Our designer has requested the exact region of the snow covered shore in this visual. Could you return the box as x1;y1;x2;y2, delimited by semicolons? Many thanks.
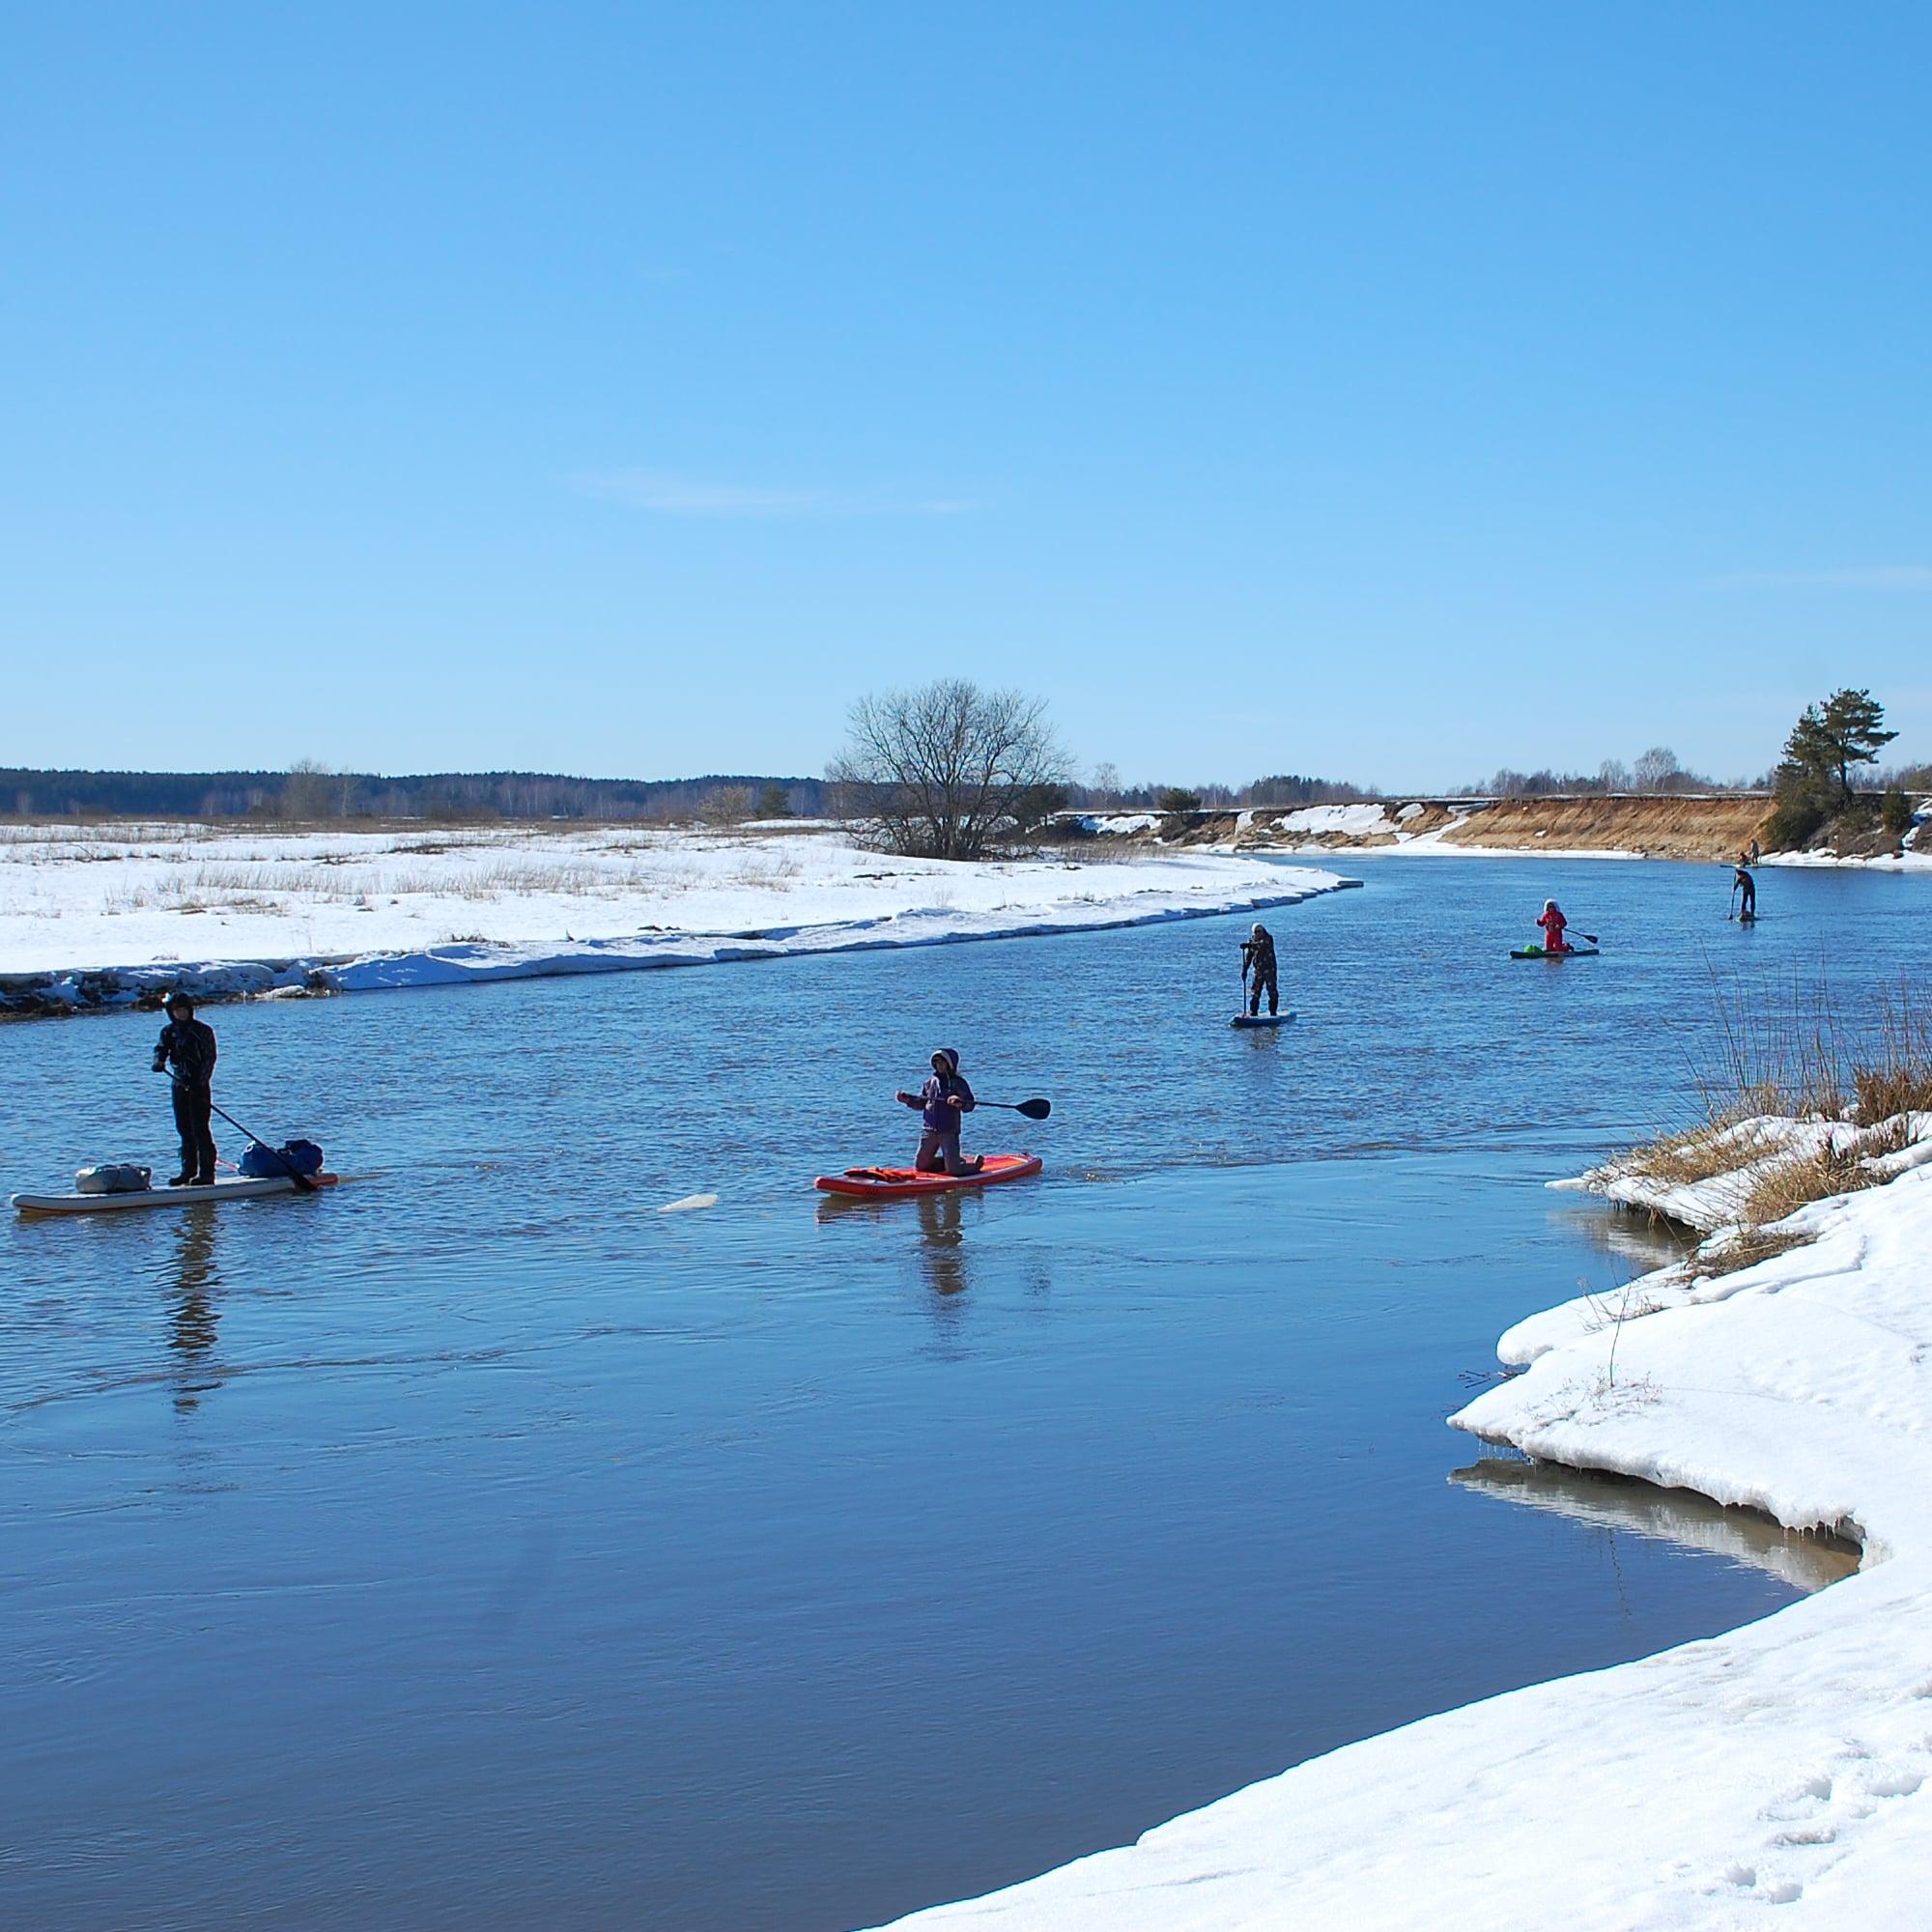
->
0;823;1353;1012
872;1155;1932;1930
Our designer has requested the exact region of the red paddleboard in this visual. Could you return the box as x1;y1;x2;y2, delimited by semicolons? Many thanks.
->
814;1153;1042;1199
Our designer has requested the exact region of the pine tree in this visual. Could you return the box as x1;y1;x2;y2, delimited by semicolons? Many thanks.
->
1782;689;1897;807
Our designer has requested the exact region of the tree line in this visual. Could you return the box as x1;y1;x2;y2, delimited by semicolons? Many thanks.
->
0;767;824;823
823;678;1925;862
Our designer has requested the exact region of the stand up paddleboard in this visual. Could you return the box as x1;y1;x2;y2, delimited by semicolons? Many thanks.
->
1231;1010;1296;1028
814;1153;1041;1199
1510;947;1601;959
13;1174;339;1216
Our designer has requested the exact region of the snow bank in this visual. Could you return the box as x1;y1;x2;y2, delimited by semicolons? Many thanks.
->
1547;1114;1932;1234
871;1157;1932;1930
0;825;1354;1011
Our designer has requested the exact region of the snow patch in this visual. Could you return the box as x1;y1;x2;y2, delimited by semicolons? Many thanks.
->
0;824;1354;1010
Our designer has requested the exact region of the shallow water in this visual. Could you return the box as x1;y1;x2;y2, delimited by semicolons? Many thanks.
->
0;855;1912;1929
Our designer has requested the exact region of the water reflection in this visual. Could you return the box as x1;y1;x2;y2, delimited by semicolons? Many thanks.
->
914;1192;968;1298
162;1204;223;1411
1550;1197;1700;1276
1452;1457;1860;1594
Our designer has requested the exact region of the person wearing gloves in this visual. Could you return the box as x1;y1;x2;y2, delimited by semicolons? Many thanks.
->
1535;899;1572;955
1240;923;1279;1016
152;991;219;1186
895;1048;982;1177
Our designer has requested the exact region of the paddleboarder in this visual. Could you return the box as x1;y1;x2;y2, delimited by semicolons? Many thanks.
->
152;992;218;1186
1241;923;1280;1016
1733;865;1757;923
895;1048;983;1178
1535;899;1572;955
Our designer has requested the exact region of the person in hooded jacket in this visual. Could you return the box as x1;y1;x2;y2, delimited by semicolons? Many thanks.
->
1240;923;1279;1016
152;991;218;1185
895;1048;982;1176
1535;900;1571;955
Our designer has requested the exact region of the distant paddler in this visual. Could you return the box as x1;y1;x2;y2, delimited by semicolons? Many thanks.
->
1240;923;1280;1017
1731;865;1757;923
1534;900;1572;955
152;992;218;1186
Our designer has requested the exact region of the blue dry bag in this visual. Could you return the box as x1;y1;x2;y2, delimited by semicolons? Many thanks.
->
239;1139;326;1179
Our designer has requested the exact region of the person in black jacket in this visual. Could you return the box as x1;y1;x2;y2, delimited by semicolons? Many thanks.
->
1240;923;1279;1016
153;992;218;1185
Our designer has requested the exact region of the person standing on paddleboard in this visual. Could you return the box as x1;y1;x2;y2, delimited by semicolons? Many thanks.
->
152;992;218;1186
1240;923;1280;1016
1734;865;1757;922
895;1048;983;1178
1535;900;1571;955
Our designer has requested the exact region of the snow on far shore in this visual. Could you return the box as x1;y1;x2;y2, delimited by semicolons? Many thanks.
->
870;1148;1932;1931
0;823;1354;1010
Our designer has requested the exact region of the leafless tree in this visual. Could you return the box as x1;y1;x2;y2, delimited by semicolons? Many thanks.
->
1633;746;1682;792
279;757;342;821
699;783;756;829
828;679;1071;859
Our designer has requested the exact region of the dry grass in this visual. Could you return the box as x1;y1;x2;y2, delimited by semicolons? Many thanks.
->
1740;1142;1882;1227
1701;1226;1816;1279
1611;978;1932;1242
1620;1123;1763;1188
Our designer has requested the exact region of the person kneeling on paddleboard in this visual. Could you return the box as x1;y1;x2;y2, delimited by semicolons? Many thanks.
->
1240;923;1279;1016
895;1049;983;1177
1535;900;1571;956
152;991;218;1186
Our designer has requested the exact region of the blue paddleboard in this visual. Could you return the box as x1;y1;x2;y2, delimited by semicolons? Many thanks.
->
1231;1010;1296;1029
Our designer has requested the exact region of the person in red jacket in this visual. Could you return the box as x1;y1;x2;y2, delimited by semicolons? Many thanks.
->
1535;900;1571;955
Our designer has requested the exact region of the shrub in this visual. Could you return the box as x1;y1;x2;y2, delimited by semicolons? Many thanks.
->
1763;781;1828;851
1881;783;1913;836
1155;787;1203;815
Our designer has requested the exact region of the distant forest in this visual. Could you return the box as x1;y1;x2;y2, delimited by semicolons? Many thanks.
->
0;767;826;822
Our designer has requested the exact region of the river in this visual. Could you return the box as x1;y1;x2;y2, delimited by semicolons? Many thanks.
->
2;854;1911;1929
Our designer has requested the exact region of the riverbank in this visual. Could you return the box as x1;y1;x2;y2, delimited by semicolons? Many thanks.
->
1075;792;1931;866
874;1144;1932;1929
0;822;1353;1012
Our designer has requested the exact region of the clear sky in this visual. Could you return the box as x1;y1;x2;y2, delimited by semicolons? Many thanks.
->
4;3;1927;790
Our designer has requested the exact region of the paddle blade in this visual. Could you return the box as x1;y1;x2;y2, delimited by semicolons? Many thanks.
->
1014;1097;1052;1121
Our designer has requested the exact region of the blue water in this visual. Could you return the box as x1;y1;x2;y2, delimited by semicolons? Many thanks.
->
0;855;1911;1930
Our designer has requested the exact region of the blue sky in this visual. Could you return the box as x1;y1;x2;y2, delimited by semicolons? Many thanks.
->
3;3;1926;790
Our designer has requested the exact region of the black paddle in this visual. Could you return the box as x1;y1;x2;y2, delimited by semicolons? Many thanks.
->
169;1077;318;1192
977;1097;1052;1121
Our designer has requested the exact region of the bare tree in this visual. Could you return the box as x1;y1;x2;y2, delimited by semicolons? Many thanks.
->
828;680;1071;859
280;757;340;821
1089;760;1122;804
1633;746;1681;792
699;783;756;829
1598;758;1632;792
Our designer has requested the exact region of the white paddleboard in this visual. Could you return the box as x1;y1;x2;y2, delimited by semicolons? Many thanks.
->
1230;1010;1296;1029
12;1174;337;1216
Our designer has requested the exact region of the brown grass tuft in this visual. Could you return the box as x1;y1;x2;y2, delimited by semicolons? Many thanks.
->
1699;1226;1816;1279
1740;1141;1880;1227
1620;1124;1757;1188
